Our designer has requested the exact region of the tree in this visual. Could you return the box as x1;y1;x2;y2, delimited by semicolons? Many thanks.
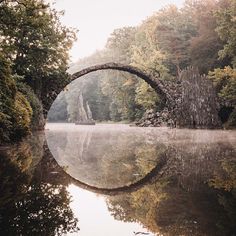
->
106;27;136;64
130;14;169;78
0;0;76;108
208;66;236;128
209;66;236;103
101;70;138;121
215;0;236;67
135;81;160;111
0;0;77;142
183;0;229;73
154;5;197;76
0;52;17;143
0;53;32;143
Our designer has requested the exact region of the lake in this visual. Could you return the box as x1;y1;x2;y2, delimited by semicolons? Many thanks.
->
0;123;236;235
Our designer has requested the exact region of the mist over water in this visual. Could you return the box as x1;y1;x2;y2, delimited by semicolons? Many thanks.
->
46;123;236;190
44;123;236;235
1;123;236;235
46;123;169;189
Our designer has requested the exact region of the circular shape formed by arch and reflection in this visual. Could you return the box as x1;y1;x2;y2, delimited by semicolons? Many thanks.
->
45;124;169;194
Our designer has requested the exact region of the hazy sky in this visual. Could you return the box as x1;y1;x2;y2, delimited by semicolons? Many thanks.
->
52;0;184;62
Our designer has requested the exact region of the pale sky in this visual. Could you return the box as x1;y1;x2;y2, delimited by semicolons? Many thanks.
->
52;0;184;62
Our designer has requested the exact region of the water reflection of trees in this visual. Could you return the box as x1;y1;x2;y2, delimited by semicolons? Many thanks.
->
46;126;167;188
45;125;236;235
0;135;79;235
106;138;236;236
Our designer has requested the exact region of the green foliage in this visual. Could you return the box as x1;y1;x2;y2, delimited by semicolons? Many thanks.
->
0;57;32;143
40;70;71;113
208;66;236;102
0;0;76;143
0;112;12;143
106;27;136;64
0;53;16;143
0;0;76;99
215;0;236;66
208;66;236;127
135;81;160;110
17;82;44;129
131;16;169;78
13;92;32;140
154;5;197;75
0;53;33;143
0;80;33;144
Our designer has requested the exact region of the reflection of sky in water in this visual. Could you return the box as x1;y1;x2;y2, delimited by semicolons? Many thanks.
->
46;123;236;189
44;123;236;235
1;124;236;235
45;123;170;188
68;184;152;236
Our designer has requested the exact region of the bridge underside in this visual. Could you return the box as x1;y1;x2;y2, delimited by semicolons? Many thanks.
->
71;63;222;129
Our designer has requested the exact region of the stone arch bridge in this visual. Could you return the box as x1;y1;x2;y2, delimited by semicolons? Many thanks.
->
71;62;222;129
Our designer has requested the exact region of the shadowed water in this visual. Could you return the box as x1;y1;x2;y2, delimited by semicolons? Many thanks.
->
0;123;236;235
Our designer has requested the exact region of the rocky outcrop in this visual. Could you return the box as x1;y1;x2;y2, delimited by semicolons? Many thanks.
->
137;68;222;128
72;63;223;129
135;109;175;127
173;68;222;128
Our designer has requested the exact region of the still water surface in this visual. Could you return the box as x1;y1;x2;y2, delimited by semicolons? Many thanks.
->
0;123;236;235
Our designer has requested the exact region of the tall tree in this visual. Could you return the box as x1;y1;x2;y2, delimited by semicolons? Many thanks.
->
154;5;197;76
0;0;76;109
215;0;236;67
106;27;136;64
184;0;229;73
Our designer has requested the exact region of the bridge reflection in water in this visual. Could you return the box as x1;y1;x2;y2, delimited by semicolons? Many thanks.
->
0;124;236;235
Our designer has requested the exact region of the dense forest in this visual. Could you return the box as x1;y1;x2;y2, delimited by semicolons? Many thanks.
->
1;0;236;144
48;0;236;127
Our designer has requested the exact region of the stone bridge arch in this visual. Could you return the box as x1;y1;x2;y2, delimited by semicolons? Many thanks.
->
70;63;222;129
71;62;169;100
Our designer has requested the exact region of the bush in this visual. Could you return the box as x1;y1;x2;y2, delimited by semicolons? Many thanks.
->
17;82;45;130
208;67;236;128
0;54;34;144
11;92;33;141
0;54;17;143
